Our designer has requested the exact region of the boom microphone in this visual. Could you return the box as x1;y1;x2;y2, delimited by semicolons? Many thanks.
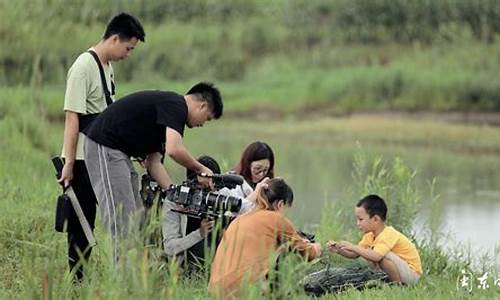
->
198;173;244;186
212;174;244;186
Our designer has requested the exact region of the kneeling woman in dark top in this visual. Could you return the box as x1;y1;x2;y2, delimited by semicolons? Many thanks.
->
162;155;220;273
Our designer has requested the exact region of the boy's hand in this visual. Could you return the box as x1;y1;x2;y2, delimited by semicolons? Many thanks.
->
338;241;355;252
326;240;340;253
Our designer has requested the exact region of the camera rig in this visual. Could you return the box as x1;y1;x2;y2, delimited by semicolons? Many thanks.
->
161;173;244;220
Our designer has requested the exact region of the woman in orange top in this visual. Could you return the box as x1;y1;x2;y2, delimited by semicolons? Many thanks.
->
209;178;322;298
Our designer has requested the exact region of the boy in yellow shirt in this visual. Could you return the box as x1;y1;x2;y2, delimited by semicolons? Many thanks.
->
327;194;422;285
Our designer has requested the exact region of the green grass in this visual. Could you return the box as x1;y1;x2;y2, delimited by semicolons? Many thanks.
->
2;0;500;296
1;90;500;298
4;40;500;121
2;1;500;112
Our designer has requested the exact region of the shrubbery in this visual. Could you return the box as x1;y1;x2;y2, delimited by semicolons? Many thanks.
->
2;0;500;112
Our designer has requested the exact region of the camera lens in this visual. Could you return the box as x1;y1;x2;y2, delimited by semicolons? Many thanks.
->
224;196;242;213
204;193;242;214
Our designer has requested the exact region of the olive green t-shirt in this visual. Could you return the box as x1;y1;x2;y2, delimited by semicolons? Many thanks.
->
61;49;115;160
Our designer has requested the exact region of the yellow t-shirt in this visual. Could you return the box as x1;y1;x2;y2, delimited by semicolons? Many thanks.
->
61;49;115;160
358;226;422;274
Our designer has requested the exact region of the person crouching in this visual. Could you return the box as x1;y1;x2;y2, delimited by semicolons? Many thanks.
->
326;194;422;285
208;178;322;299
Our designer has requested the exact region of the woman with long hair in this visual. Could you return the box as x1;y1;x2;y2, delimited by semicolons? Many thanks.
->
227;141;275;213
209;178;322;298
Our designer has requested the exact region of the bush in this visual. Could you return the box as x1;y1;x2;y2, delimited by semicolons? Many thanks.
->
3;0;500;85
316;148;422;245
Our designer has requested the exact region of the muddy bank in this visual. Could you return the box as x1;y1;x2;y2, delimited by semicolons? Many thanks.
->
226;107;500;127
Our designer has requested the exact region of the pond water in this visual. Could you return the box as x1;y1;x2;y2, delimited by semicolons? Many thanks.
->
181;119;500;256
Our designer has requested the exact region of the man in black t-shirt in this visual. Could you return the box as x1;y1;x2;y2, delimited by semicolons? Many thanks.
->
83;82;223;260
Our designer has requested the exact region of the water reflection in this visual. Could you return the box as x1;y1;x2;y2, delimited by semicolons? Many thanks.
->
440;201;500;253
183;120;500;253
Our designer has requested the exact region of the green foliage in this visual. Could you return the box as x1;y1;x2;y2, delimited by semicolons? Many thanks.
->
333;0;500;43
314;149;499;298
1;84;500;298
2;1;500;112
350;148;420;234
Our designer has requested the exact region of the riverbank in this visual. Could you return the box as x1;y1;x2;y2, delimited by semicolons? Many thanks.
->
2;110;500;298
227;109;500;127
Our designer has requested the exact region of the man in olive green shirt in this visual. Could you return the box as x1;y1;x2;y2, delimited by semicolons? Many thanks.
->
59;13;145;281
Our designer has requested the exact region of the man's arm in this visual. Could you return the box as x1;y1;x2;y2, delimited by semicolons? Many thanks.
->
144;152;172;189
59;111;79;187
165;128;210;173
165;128;213;188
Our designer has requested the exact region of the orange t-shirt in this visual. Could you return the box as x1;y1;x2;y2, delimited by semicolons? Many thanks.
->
209;209;318;298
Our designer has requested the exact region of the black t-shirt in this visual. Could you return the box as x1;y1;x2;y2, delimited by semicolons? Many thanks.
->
185;217;206;267
86;90;188;158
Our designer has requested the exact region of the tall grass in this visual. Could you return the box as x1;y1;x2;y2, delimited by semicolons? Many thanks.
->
3;1;500;112
0;3;499;83
315;148;420;246
1;84;499;298
1;108;498;298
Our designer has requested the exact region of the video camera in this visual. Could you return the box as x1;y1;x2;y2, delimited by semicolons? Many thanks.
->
162;173;244;220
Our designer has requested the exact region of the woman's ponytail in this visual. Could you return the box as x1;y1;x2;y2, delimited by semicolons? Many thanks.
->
255;178;294;210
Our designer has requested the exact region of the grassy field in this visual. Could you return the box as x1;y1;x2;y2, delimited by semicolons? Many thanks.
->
2;0;500;298
1;88;500;298
6;42;500;114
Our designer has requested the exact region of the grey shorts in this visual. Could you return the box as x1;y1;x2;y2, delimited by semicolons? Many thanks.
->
376;251;421;285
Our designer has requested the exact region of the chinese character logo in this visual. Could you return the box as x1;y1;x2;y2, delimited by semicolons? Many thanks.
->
494;276;500;288
477;272;490;290
457;269;473;293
